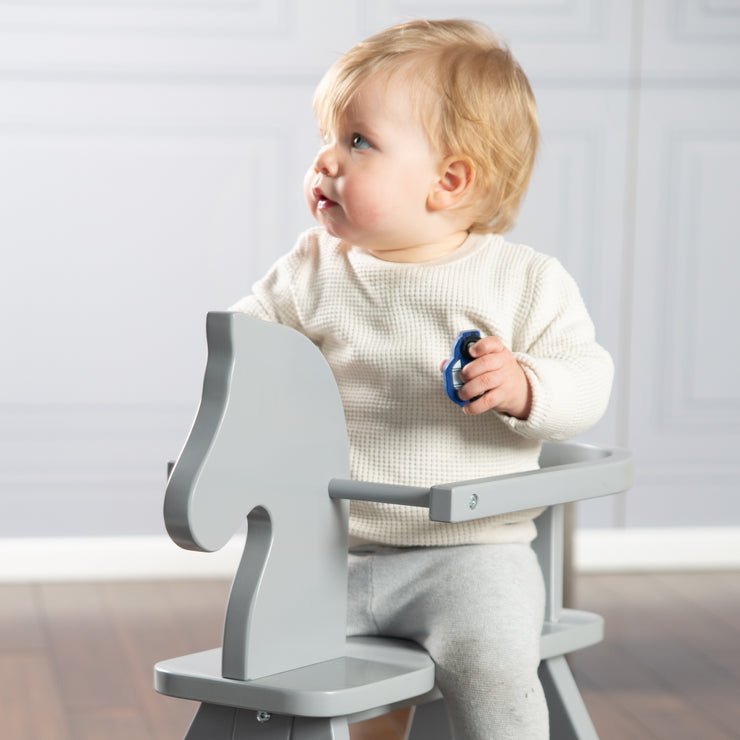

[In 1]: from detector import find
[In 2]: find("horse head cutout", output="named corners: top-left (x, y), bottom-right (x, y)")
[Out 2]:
top-left (165, 312), bottom-right (350, 680)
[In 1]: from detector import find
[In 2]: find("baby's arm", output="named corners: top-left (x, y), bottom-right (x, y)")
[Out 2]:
top-left (230, 234), bottom-right (313, 330)
top-left (459, 256), bottom-right (613, 440)
top-left (456, 337), bottom-right (533, 419)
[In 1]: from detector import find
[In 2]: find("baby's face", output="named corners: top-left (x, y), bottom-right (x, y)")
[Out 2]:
top-left (304, 74), bottom-right (455, 262)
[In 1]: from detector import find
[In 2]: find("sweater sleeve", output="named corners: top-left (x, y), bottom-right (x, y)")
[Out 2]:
top-left (500, 256), bottom-right (614, 441)
top-left (229, 234), bottom-right (312, 332)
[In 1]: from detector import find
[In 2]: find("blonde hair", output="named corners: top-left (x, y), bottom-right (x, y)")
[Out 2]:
top-left (313, 19), bottom-right (539, 234)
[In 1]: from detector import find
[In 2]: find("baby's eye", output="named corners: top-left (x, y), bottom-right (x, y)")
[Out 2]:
top-left (351, 133), bottom-right (371, 150)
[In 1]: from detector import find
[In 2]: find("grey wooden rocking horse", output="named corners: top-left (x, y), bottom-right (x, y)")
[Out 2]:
top-left (155, 312), bottom-right (632, 739)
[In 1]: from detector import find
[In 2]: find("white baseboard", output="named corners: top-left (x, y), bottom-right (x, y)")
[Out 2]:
top-left (1, 528), bottom-right (739, 582)
top-left (574, 527), bottom-right (740, 572)
top-left (0, 535), bottom-right (246, 583)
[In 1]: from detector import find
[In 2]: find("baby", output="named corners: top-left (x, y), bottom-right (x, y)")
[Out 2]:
top-left (233, 18), bottom-right (613, 739)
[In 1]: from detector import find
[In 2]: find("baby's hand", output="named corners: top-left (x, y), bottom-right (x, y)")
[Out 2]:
top-left (456, 336), bottom-right (532, 419)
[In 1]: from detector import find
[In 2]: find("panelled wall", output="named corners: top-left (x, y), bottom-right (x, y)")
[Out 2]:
top-left (1, 1), bottom-right (738, 542)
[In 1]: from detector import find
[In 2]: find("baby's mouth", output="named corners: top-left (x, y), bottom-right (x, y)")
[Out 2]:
top-left (313, 186), bottom-right (338, 210)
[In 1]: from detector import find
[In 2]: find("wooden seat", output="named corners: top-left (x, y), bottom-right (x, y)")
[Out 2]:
top-left (154, 312), bottom-right (633, 739)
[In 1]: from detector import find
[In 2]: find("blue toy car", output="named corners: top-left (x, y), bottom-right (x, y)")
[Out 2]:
top-left (443, 330), bottom-right (481, 406)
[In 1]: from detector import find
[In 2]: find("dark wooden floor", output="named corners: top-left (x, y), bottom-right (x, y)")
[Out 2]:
top-left (1, 572), bottom-right (739, 739)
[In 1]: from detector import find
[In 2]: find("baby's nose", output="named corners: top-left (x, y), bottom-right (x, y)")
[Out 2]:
top-left (313, 146), bottom-right (338, 176)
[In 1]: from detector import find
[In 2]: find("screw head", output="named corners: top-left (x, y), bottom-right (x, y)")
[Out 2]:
top-left (469, 493), bottom-right (478, 510)
top-left (256, 711), bottom-right (271, 723)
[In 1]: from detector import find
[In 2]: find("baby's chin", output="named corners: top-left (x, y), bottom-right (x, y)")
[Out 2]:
top-left (313, 212), bottom-right (349, 242)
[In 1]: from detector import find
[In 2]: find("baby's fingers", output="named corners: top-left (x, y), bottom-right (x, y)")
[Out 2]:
top-left (467, 335), bottom-right (505, 358)
top-left (456, 369), bottom-right (500, 405)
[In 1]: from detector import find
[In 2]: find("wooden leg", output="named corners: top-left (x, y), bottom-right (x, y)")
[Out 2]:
top-left (184, 703), bottom-right (239, 739)
top-left (563, 502), bottom-right (575, 608)
top-left (184, 704), bottom-right (351, 740)
top-left (539, 656), bottom-right (599, 740)
top-left (184, 703), bottom-right (292, 739)
top-left (293, 716), bottom-right (351, 739)
top-left (349, 708), bottom-right (413, 740)
top-left (406, 700), bottom-right (453, 740)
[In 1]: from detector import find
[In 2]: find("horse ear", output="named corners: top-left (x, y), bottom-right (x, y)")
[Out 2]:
top-left (164, 312), bottom-right (235, 551)
top-left (164, 312), bottom-right (351, 680)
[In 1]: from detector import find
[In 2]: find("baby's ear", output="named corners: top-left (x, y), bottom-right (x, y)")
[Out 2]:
top-left (428, 157), bottom-right (474, 211)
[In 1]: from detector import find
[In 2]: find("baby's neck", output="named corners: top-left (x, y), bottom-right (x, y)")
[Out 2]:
top-left (365, 230), bottom-right (470, 263)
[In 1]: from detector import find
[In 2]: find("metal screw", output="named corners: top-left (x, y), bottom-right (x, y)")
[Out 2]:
top-left (256, 711), bottom-right (271, 723)
top-left (469, 493), bottom-right (478, 510)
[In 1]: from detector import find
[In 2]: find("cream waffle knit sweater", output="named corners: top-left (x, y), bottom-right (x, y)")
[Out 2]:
top-left (232, 228), bottom-right (613, 546)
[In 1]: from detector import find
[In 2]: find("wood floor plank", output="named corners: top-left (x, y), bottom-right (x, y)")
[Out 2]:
top-left (569, 640), bottom-right (719, 739)
top-left (0, 654), bottom-right (71, 740)
top-left (653, 572), bottom-right (740, 645)
top-left (577, 664), bottom-right (738, 739)
top-left (652, 572), bottom-right (740, 686)
top-left (160, 579), bottom-right (231, 651)
top-left (0, 584), bottom-right (46, 651)
top-left (1, 571), bottom-right (738, 739)
top-left (38, 583), bottom-right (142, 716)
top-left (100, 580), bottom-right (205, 740)
top-left (574, 573), bottom-right (740, 739)
top-left (68, 708), bottom-right (151, 740)
top-left (349, 708), bottom-right (412, 740)
top-left (598, 574), bottom-right (740, 733)
top-left (577, 690), bottom-right (662, 740)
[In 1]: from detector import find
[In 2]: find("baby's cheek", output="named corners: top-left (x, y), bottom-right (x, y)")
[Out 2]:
top-left (345, 199), bottom-right (382, 230)
top-left (303, 169), bottom-right (317, 213)
top-left (351, 186), bottom-right (398, 227)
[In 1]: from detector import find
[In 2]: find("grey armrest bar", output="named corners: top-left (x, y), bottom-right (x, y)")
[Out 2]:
top-left (330, 446), bottom-right (633, 524)
top-left (328, 479), bottom-right (431, 508)
top-left (429, 447), bottom-right (633, 522)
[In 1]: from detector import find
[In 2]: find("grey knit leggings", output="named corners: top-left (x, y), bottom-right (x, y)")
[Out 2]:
top-left (347, 543), bottom-right (549, 739)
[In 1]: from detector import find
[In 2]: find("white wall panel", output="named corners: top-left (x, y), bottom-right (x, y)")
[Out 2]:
top-left (626, 88), bottom-right (740, 527)
top-left (0, 0), bottom-right (356, 78)
top-left (0, 405), bottom-right (175, 537)
top-left (361, 0), bottom-right (635, 80)
top-left (2, 0), bottom-right (739, 544)
top-left (0, 75), bottom-right (318, 536)
top-left (641, 0), bottom-right (740, 81)
top-left (511, 89), bottom-right (631, 365)
top-left (510, 88), bottom-right (633, 527)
